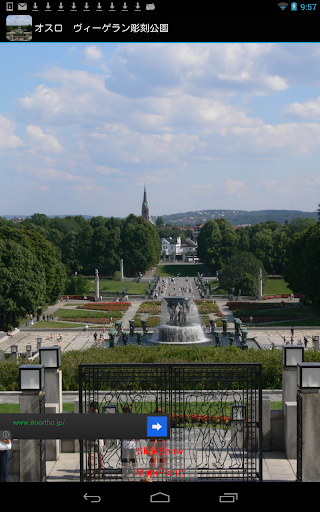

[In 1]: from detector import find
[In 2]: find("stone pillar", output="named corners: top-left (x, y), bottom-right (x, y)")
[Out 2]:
top-left (284, 402), bottom-right (297, 458)
top-left (44, 369), bottom-right (63, 413)
top-left (282, 367), bottom-right (298, 405)
top-left (45, 403), bottom-right (59, 460)
top-left (258, 268), bottom-right (263, 301)
top-left (10, 346), bottom-right (18, 363)
top-left (299, 390), bottom-right (320, 481)
top-left (43, 368), bottom-right (62, 461)
top-left (19, 391), bottom-right (45, 482)
top-left (95, 269), bottom-right (99, 302)
top-left (283, 367), bottom-right (298, 458)
top-left (120, 259), bottom-right (124, 281)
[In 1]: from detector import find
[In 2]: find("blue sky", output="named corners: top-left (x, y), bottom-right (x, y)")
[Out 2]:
top-left (1, 42), bottom-right (320, 217)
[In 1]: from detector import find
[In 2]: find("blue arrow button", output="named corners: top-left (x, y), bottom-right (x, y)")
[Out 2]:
top-left (147, 416), bottom-right (168, 437)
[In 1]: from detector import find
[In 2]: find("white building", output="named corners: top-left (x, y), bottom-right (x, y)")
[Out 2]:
top-left (161, 237), bottom-right (182, 260)
top-left (161, 236), bottom-right (198, 262)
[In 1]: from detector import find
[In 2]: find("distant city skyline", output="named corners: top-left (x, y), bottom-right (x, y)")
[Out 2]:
top-left (1, 43), bottom-right (320, 217)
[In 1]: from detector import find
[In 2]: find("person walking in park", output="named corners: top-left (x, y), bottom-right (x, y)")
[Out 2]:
top-left (121, 405), bottom-right (137, 479)
top-left (149, 407), bottom-right (166, 472)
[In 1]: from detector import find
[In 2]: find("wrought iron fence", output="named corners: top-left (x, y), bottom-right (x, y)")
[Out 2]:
top-left (79, 363), bottom-right (262, 482)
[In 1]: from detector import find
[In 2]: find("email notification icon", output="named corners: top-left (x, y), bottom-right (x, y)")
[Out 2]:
top-left (18, 3), bottom-right (28, 9)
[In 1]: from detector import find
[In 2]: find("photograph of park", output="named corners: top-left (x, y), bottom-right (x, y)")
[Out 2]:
top-left (6, 15), bottom-right (32, 41)
top-left (0, 41), bottom-right (320, 494)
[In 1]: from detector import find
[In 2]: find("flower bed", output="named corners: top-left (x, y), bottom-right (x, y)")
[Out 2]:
top-left (62, 317), bottom-right (122, 324)
top-left (171, 413), bottom-right (232, 426)
top-left (194, 300), bottom-right (221, 314)
top-left (77, 302), bottom-right (131, 312)
top-left (227, 301), bottom-right (284, 311)
top-left (137, 301), bottom-right (162, 314)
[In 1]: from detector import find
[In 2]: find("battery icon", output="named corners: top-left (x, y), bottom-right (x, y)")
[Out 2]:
top-left (291, 2), bottom-right (297, 9)
top-left (219, 494), bottom-right (239, 503)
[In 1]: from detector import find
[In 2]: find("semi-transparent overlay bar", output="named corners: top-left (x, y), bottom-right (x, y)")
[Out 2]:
top-left (0, 413), bottom-right (170, 439)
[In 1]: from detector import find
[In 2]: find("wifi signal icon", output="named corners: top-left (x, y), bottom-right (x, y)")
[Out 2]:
top-left (278, 2), bottom-right (289, 9)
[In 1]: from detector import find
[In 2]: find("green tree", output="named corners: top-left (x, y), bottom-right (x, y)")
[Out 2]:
top-left (76, 223), bottom-right (94, 274)
top-left (64, 274), bottom-right (90, 295)
top-left (0, 225), bottom-right (66, 304)
top-left (155, 216), bottom-right (164, 227)
top-left (219, 252), bottom-right (267, 296)
top-left (284, 223), bottom-right (320, 304)
top-left (120, 215), bottom-right (160, 275)
top-left (250, 228), bottom-right (274, 273)
top-left (0, 239), bottom-right (46, 329)
top-left (196, 220), bottom-right (222, 270)
top-left (215, 218), bottom-right (239, 265)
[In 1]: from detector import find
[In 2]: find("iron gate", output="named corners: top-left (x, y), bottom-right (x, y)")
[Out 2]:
top-left (79, 363), bottom-right (262, 482)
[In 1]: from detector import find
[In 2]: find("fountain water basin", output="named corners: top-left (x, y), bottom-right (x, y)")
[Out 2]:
top-left (153, 296), bottom-right (209, 345)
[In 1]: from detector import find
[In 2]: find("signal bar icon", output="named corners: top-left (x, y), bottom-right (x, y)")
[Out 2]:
top-left (278, 2), bottom-right (289, 9)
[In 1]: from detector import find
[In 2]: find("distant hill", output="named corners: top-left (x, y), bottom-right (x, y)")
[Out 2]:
top-left (2, 210), bottom-right (318, 227)
top-left (155, 209), bottom-right (318, 226)
top-left (2, 215), bottom-right (93, 221)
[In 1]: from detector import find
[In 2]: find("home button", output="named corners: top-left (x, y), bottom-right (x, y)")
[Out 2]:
top-left (150, 492), bottom-right (170, 503)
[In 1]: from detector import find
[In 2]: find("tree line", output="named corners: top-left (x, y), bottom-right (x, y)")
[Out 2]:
top-left (0, 214), bottom-right (160, 329)
top-left (197, 215), bottom-right (320, 302)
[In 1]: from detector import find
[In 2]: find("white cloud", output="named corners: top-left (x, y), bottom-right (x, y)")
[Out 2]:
top-left (83, 45), bottom-right (108, 72)
top-left (284, 96), bottom-right (320, 120)
top-left (0, 115), bottom-right (23, 150)
top-left (96, 165), bottom-right (120, 175)
top-left (106, 43), bottom-right (288, 99)
top-left (84, 45), bottom-right (104, 62)
top-left (225, 179), bottom-right (246, 196)
top-left (189, 184), bottom-right (213, 190)
top-left (26, 125), bottom-right (63, 153)
top-left (8, 43), bottom-right (320, 216)
top-left (229, 122), bottom-right (320, 155)
top-left (262, 180), bottom-right (289, 194)
top-left (6, 15), bottom-right (31, 25)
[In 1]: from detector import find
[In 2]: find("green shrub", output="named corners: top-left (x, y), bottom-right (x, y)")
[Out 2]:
top-left (58, 345), bottom-right (307, 391)
top-left (0, 360), bottom-right (22, 390)
top-left (2, 347), bottom-right (319, 392)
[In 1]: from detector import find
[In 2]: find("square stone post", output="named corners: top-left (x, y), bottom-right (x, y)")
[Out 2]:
top-left (19, 391), bottom-right (46, 482)
top-left (298, 390), bottom-right (320, 481)
top-left (282, 345), bottom-right (304, 460)
top-left (43, 368), bottom-right (62, 460)
top-left (297, 362), bottom-right (320, 481)
top-left (45, 403), bottom-right (59, 460)
top-left (44, 369), bottom-right (63, 413)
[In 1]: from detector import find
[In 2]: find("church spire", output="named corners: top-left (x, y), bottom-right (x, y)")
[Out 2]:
top-left (142, 184), bottom-right (150, 221)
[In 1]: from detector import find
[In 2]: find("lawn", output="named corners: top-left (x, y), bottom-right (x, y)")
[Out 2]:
top-left (158, 264), bottom-right (205, 278)
top-left (0, 403), bottom-right (74, 413)
top-left (84, 278), bottom-right (146, 295)
top-left (263, 278), bottom-right (292, 296)
top-left (0, 401), bottom-right (283, 414)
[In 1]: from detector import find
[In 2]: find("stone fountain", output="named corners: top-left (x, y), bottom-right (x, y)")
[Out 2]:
top-left (153, 296), bottom-right (208, 344)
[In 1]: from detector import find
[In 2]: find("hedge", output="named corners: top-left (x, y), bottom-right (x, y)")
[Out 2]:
top-left (2, 347), bottom-right (320, 392)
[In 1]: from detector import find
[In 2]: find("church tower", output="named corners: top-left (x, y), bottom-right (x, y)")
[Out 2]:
top-left (141, 184), bottom-right (150, 221)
